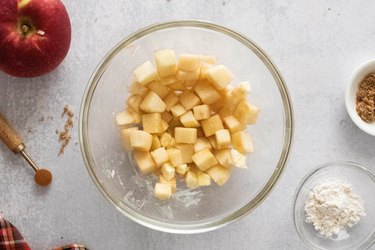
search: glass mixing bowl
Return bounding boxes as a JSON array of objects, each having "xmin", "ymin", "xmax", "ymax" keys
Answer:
[{"xmin": 79, "ymin": 20, "xmax": 293, "ymax": 233}]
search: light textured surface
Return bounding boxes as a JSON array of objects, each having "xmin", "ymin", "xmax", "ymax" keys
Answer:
[{"xmin": 1, "ymin": 0, "xmax": 375, "ymax": 249}]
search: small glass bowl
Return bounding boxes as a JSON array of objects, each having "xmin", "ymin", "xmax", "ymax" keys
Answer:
[{"xmin": 293, "ymin": 161, "xmax": 375, "ymax": 250}]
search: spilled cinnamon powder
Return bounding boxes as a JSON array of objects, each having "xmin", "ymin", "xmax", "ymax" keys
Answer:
[
  {"xmin": 58, "ymin": 105, "xmax": 74, "ymax": 156},
  {"xmin": 356, "ymin": 73, "xmax": 375, "ymax": 123}
]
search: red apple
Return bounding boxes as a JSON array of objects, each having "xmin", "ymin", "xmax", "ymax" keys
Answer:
[{"xmin": 0, "ymin": 0, "xmax": 71, "ymax": 77}]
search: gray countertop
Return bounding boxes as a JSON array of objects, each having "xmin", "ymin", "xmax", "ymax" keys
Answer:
[{"xmin": 1, "ymin": 1, "xmax": 375, "ymax": 249}]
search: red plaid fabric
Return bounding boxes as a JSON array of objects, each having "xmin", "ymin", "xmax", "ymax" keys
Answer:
[
  {"xmin": 0, "ymin": 215, "xmax": 31, "ymax": 250},
  {"xmin": 0, "ymin": 215, "xmax": 88, "ymax": 250}
]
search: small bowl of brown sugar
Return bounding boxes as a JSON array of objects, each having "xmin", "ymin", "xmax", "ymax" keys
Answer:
[{"xmin": 346, "ymin": 59, "xmax": 375, "ymax": 136}]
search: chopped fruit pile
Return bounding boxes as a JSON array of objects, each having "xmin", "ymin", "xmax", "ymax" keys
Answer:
[{"xmin": 115, "ymin": 49, "xmax": 260, "ymax": 200}]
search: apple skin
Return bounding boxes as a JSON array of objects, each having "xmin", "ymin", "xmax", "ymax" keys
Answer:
[{"xmin": 0, "ymin": 0, "xmax": 71, "ymax": 77}]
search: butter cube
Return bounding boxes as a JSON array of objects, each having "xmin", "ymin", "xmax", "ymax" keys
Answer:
[
  {"xmin": 133, "ymin": 61, "xmax": 158, "ymax": 85},
  {"xmin": 134, "ymin": 151, "xmax": 156, "ymax": 175},
  {"xmin": 192, "ymin": 148, "xmax": 218, "ymax": 171},
  {"xmin": 175, "ymin": 127, "xmax": 197, "ymax": 144},
  {"xmin": 154, "ymin": 49, "xmax": 178, "ymax": 77}
]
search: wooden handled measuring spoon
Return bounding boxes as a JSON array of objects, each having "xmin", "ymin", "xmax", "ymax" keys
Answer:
[{"xmin": 0, "ymin": 114, "xmax": 52, "ymax": 186}]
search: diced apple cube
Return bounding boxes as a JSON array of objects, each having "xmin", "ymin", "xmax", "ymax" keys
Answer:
[
  {"xmin": 161, "ymin": 111, "xmax": 173, "ymax": 123},
  {"xmin": 208, "ymin": 136, "xmax": 218, "ymax": 149},
  {"xmin": 140, "ymin": 91, "xmax": 166, "ymax": 113},
  {"xmin": 160, "ymin": 119, "xmax": 169, "ymax": 133},
  {"xmin": 130, "ymin": 130, "xmax": 153, "ymax": 151},
  {"xmin": 199, "ymin": 62, "xmax": 214, "ymax": 79},
  {"xmin": 201, "ymin": 114, "xmax": 224, "ymax": 137},
  {"xmin": 206, "ymin": 165, "xmax": 231, "ymax": 186},
  {"xmin": 180, "ymin": 111, "xmax": 200, "ymax": 128},
  {"xmin": 232, "ymin": 81, "xmax": 251, "ymax": 99},
  {"xmin": 126, "ymin": 94, "xmax": 143, "ymax": 112},
  {"xmin": 193, "ymin": 104, "xmax": 211, "ymax": 121},
  {"xmin": 161, "ymin": 162, "xmax": 175, "ymax": 180},
  {"xmin": 134, "ymin": 151, "xmax": 156, "ymax": 175},
  {"xmin": 166, "ymin": 148, "xmax": 183, "ymax": 167},
  {"xmin": 233, "ymin": 100, "xmax": 260, "ymax": 125},
  {"xmin": 164, "ymin": 92, "xmax": 179, "ymax": 111},
  {"xmin": 159, "ymin": 132, "xmax": 172, "ymax": 147},
  {"xmin": 159, "ymin": 175, "xmax": 177, "ymax": 193},
  {"xmin": 194, "ymin": 81, "xmax": 221, "ymax": 105},
  {"xmin": 129, "ymin": 109, "xmax": 141, "ymax": 123},
  {"xmin": 215, "ymin": 129, "xmax": 231, "ymax": 149},
  {"xmin": 133, "ymin": 61, "xmax": 158, "ymax": 85},
  {"xmin": 176, "ymin": 70, "xmax": 200, "ymax": 81},
  {"xmin": 176, "ymin": 144, "xmax": 194, "ymax": 163},
  {"xmin": 167, "ymin": 137, "xmax": 176, "ymax": 148},
  {"xmin": 232, "ymin": 131, "xmax": 254, "ymax": 154},
  {"xmin": 116, "ymin": 109, "xmax": 135, "ymax": 127},
  {"xmin": 178, "ymin": 54, "xmax": 202, "ymax": 72},
  {"xmin": 205, "ymin": 65, "xmax": 233, "ymax": 90},
  {"xmin": 202, "ymin": 55, "xmax": 217, "ymax": 64},
  {"xmin": 223, "ymin": 115, "xmax": 242, "ymax": 133},
  {"xmin": 142, "ymin": 113, "xmax": 161, "ymax": 134},
  {"xmin": 192, "ymin": 148, "xmax": 218, "ymax": 171},
  {"xmin": 151, "ymin": 147, "xmax": 170, "ymax": 167},
  {"xmin": 170, "ymin": 104, "xmax": 187, "ymax": 117},
  {"xmin": 218, "ymin": 106, "xmax": 232, "ymax": 120},
  {"xmin": 146, "ymin": 81, "xmax": 170, "ymax": 99},
  {"xmin": 154, "ymin": 182, "xmax": 172, "ymax": 200},
  {"xmin": 194, "ymin": 137, "xmax": 212, "ymax": 153},
  {"xmin": 214, "ymin": 149, "xmax": 233, "ymax": 168},
  {"xmin": 151, "ymin": 135, "xmax": 161, "ymax": 151},
  {"xmin": 160, "ymin": 75, "xmax": 177, "ymax": 85},
  {"xmin": 129, "ymin": 81, "xmax": 148, "ymax": 95},
  {"xmin": 119, "ymin": 127, "xmax": 138, "ymax": 150},
  {"xmin": 176, "ymin": 163, "xmax": 189, "ymax": 175},
  {"xmin": 168, "ymin": 81, "xmax": 185, "ymax": 91},
  {"xmin": 185, "ymin": 171, "xmax": 198, "ymax": 189},
  {"xmin": 210, "ymin": 99, "xmax": 225, "ymax": 113},
  {"xmin": 154, "ymin": 49, "xmax": 178, "ymax": 77},
  {"xmin": 179, "ymin": 91, "xmax": 201, "ymax": 110},
  {"xmin": 196, "ymin": 170, "xmax": 211, "ymax": 186},
  {"xmin": 175, "ymin": 127, "xmax": 197, "ymax": 144},
  {"xmin": 231, "ymin": 149, "xmax": 247, "ymax": 168}
]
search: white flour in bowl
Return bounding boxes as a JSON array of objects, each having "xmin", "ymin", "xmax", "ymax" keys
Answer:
[{"xmin": 304, "ymin": 178, "xmax": 366, "ymax": 237}]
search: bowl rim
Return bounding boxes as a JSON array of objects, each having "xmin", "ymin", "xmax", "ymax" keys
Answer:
[
  {"xmin": 292, "ymin": 161, "xmax": 375, "ymax": 250},
  {"xmin": 79, "ymin": 19, "xmax": 294, "ymax": 233},
  {"xmin": 345, "ymin": 59, "xmax": 375, "ymax": 136}
]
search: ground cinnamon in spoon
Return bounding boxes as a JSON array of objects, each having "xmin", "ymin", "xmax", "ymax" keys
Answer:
[
  {"xmin": 58, "ymin": 105, "xmax": 74, "ymax": 156},
  {"xmin": 356, "ymin": 73, "xmax": 375, "ymax": 123}
]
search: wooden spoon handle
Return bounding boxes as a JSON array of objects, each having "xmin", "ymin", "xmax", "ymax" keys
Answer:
[{"xmin": 0, "ymin": 114, "xmax": 24, "ymax": 153}]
